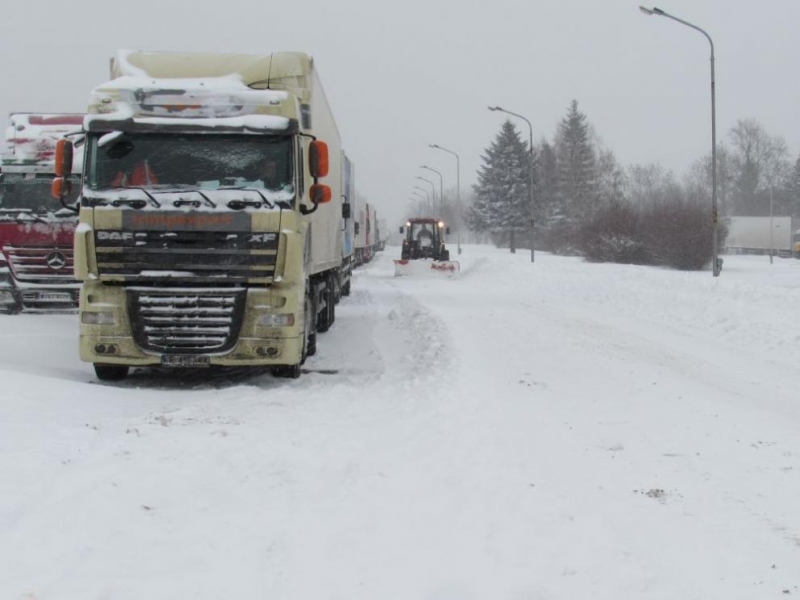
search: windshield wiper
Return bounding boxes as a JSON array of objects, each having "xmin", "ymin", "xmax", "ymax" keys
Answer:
[
  {"xmin": 111, "ymin": 199, "xmax": 147, "ymax": 210},
  {"xmin": 172, "ymin": 199, "xmax": 201, "ymax": 208},
  {"xmin": 120, "ymin": 186, "xmax": 161, "ymax": 208},
  {"xmin": 226, "ymin": 199, "xmax": 265, "ymax": 210},
  {"xmin": 216, "ymin": 186, "xmax": 274, "ymax": 209},
  {"xmin": 146, "ymin": 188, "xmax": 217, "ymax": 209}
]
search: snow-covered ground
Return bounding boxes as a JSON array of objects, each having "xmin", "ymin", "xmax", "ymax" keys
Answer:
[{"xmin": 1, "ymin": 247, "xmax": 799, "ymax": 599}]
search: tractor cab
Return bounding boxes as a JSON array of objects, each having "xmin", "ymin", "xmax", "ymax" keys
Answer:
[{"xmin": 400, "ymin": 218, "xmax": 450, "ymax": 261}]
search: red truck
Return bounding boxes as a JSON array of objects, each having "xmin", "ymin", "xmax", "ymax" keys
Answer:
[{"xmin": 0, "ymin": 114, "xmax": 82, "ymax": 314}]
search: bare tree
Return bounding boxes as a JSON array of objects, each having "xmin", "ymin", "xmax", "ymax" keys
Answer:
[
  {"xmin": 728, "ymin": 118, "xmax": 791, "ymax": 214},
  {"xmin": 627, "ymin": 163, "xmax": 677, "ymax": 209}
]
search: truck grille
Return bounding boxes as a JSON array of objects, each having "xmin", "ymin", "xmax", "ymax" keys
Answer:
[
  {"xmin": 3, "ymin": 245, "xmax": 77, "ymax": 283},
  {"xmin": 128, "ymin": 288, "xmax": 247, "ymax": 354},
  {"xmin": 95, "ymin": 231, "xmax": 279, "ymax": 282}
]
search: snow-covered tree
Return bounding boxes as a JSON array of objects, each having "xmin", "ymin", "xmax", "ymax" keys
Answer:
[
  {"xmin": 534, "ymin": 139, "xmax": 559, "ymax": 234},
  {"xmin": 555, "ymin": 100, "xmax": 596, "ymax": 223},
  {"xmin": 470, "ymin": 120, "xmax": 532, "ymax": 252}
]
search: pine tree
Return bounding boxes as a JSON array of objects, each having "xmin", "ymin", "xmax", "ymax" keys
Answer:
[
  {"xmin": 534, "ymin": 139, "xmax": 558, "ymax": 224},
  {"xmin": 470, "ymin": 120, "xmax": 532, "ymax": 252},
  {"xmin": 555, "ymin": 100, "xmax": 596, "ymax": 225}
]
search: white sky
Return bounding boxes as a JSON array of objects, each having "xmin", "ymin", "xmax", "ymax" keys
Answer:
[{"xmin": 1, "ymin": 0, "xmax": 797, "ymax": 225}]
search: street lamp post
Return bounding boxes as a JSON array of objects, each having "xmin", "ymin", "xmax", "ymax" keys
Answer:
[
  {"xmin": 420, "ymin": 165, "xmax": 444, "ymax": 218},
  {"xmin": 413, "ymin": 186, "xmax": 432, "ymax": 214},
  {"xmin": 415, "ymin": 176, "xmax": 436, "ymax": 215},
  {"xmin": 639, "ymin": 5, "xmax": 721, "ymax": 277},
  {"xmin": 488, "ymin": 105, "xmax": 535, "ymax": 262},
  {"xmin": 430, "ymin": 144, "xmax": 462, "ymax": 254}
]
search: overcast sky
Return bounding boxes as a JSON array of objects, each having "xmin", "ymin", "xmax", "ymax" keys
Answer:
[{"xmin": 1, "ymin": 0, "xmax": 797, "ymax": 225}]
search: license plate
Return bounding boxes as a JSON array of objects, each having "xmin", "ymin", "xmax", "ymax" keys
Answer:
[
  {"xmin": 161, "ymin": 354, "xmax": 211, "ymax": 368},
  {"xmin": 38, "ymin": 292, "xmax": 72, "ymax": 302}
]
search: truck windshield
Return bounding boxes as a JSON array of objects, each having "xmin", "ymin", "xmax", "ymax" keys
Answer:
[
  {"xmin": 0, "ymin": 173, "xmax": 80, "ymax": 215},
  {"xmin": 85, "ymin": 132, "xmax": 294, "ymax": 194}
]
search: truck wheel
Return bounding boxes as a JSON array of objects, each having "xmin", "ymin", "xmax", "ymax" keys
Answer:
[
  {"xmin": 306, "ymin": 332, "xmax": 317, "ymax": 357},
  {"xmin": 272, "ymin": 363, "xmax": 301, "ymax": 379},
  {"xmin": 273, "ymin": 295, "xmax": 311, "ymax": 379},
  {"xmin": 94, "ymin": 364, "xmax": 129, "ymax": 381},
  {"xmin": 316, "ymin": 280, "xmax": 335, "ymax": 333},
  {"xmin": 341, "ymin": 280, "xmax": 351, "ymax": 297},
  {"xmin": 304, "ymin": 292, "xmax": 316, "ymax": 357}
]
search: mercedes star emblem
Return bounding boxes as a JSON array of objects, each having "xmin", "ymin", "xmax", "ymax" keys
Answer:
[{"xmin": 46, "ymin": 251, "xmax": 67, "ymax": 270}]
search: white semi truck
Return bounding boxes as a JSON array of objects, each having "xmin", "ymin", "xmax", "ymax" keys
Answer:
[{"xmin": 54, "ymin": 50, "xmax": 350, "ymax": 380}]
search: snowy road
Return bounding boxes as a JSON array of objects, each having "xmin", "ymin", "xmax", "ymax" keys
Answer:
[{"xmin": 1, "ymin": 247, "xmax": 799, "ymax": 599}]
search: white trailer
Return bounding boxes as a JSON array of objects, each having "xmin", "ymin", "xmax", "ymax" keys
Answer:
[{"xmin": 724, "ymin": 216, "xmax": 795, "ymax": 256}]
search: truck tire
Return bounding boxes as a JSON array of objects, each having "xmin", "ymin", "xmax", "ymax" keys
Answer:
[
  {"xmin": 306, "ymin": 332, "xmax": 317, "ymax": 357},
  {"xmin": 304, "ymin": 292, "xmax": 316, "ymax": 357},
  {"xmin": 94, "ymin": 364, "xmax": 129, "ymax": 381},
  {"xmin": 316, "ymin": 277, "xmax": 335, "ymax": 333},
  {"xmin": 273, "ymin": 287, "xmax": 313, "ymax": 378},
  {"xmin": 272, "ymin": 363, "xmax": 301, "ymax": 378},
  {"xmin": 341, "ymin": 280, "xmax": 351, "ymax": 297}
]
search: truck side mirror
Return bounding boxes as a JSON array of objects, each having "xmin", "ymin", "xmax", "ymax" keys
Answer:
[
  {"xmin": 55, "ymin": 139, "xmax": 74, "ymax": 177},
  {"xmin": 446, "ymin": 227, "xmax": 451, "ymax": 235},
  {"xmin": 342, "ymin": 203, "xmax": 351, "ymax": 219},
  {"xmin": 51, "ymin": 177, "xmax": 73, "ymax": 200},
  {"xmin": 309, "ymin": 141, "xmax": 329, "ymax": 178},
  {"xmin": 399, "ymin": 227, "xmax": 404, "ymax": 234},
  {"xmin": 354, "ymin": 223, "xmax": 360, "ymax": 235},
  {"xmin": 310, "ymin": 184, "xmax": 331, "ymax": 204}
]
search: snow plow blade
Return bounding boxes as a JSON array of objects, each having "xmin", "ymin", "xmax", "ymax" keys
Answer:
[{"xmin": 394, "ymin": 259, "xmax": 461, "ymax": 277}]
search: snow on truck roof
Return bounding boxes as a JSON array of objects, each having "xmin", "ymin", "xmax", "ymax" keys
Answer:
[
  {"xmin": 2, "ymin": 113, "xmax": 84, "ymax": 172},
  {"xmin": 84, "ymin": 50, "xmax": 314, "ymax": 133}
]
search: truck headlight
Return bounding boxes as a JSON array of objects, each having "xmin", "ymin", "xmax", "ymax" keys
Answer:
[
  {"xmin": 81, "ymin": 311, "xmax": 116, "ymax": 325},
  {"xmin": 256, "ymin": 313, "xmax": 295, "ymax": 327},
  {"xmin": 0, "ymin": 290, "xmax": 15, "ymax": 304}
]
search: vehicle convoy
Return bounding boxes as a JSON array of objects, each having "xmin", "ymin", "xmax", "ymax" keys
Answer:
[
  {"xmin": 724, "ymin": 216, "xmax": 797, "ymax": 257},
  {"xmin": 354, "ymin": 201, "xmax": 373, "ymax": 266},
  {"xmin": 376, "ymin": 217, "xmax": 387, "ymax": 251},
  {"xmin": 55, "ymin": 50, "xmax": 350, "ymax": 380},
  {"xmin": 0, "ymin": 113, "xmax": 83, "ymax": 314},
  {"xmin": 339, "ymin": 151, "xmax": 355, "ymax": 296},
  {"xmin": 394, "ymin": 217, "xmax": 460, "ymax": 276}
]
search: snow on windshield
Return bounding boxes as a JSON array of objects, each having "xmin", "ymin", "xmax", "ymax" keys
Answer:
[{"xmin": 86, "ymin": 132, "xmax": 293, "ymax": 195}]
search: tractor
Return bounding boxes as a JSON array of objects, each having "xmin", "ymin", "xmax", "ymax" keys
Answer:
[{"xmin": 394, "ymin": 218, "xmax": 459, "ymax": 276}]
